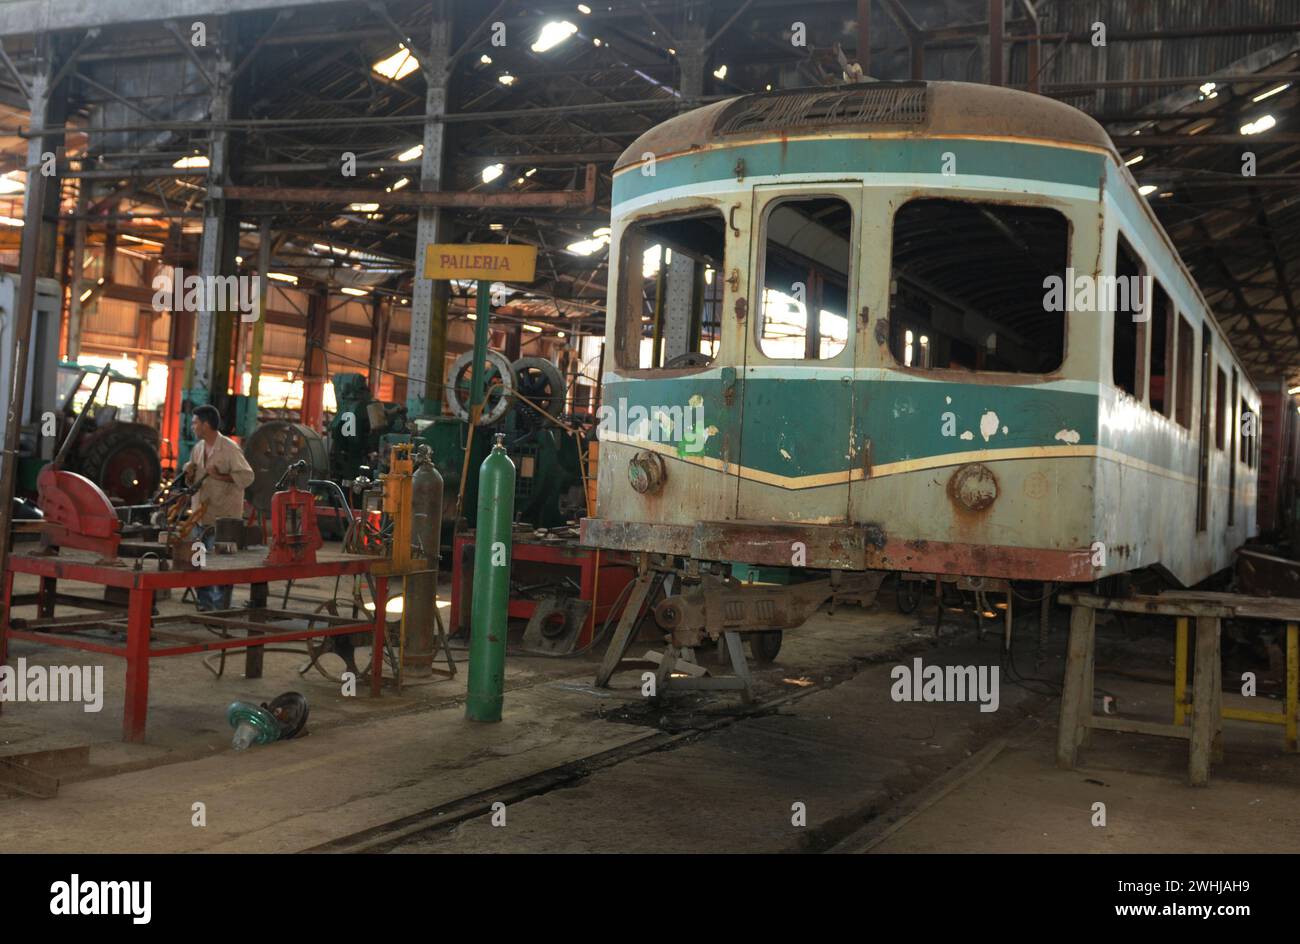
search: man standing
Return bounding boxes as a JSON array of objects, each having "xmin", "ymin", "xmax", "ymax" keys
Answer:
[{"xmin": 184, "ymin": 405, "xmax": 255, "ymax": 611}]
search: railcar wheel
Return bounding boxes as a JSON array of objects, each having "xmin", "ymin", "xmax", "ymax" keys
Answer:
[
  {"xmin": 749, "ymin": 630, "xmax": 783, "ymax": 664},
  {"xmin": 896, "ymin": 578, "xmax": 921, "ymax": 614}
]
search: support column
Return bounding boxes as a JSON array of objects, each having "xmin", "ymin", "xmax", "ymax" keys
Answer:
[
  {"xmin": 241, "ymin": 219, "xmax": 269, "ymax": 438},
  {"xmin": 190, "ymin": 23, "xmax": 243, "ymax": 450},
  {"xmin": 676, "ymin": 19, "xmax": 707, "ymax": 100},
  {"xmin": 65, "ymin": 179, "xmax": 89, "ymax": 359},
  {"xmin": 407, "ymin": 1, "xmax": 454, "ymax": 418},
  {"xmin": 302, "ymin": 287, "xmax": 329, "ymax": 430},
  {"xmin": 368, "ymin": 294, "xmax": 391, "ymax": 396},
  {"xmin": 988, "ymin": 0, "xmax": 1004, "ymax": 85}
]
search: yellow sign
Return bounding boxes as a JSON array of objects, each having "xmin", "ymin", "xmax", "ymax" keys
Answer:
[{"xmin": 424, "ymin": 243, "xmax": 537, "ymax": 282}]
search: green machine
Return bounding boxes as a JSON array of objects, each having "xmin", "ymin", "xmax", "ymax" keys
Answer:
[{"xmin": 328, "ymin": 372, "xmax": 408, "ymax": 481}]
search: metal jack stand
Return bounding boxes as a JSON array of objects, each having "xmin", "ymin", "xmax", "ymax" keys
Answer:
[{"xmin": 652, "ymin": 631, "xmax": 754, "ymax": 703}]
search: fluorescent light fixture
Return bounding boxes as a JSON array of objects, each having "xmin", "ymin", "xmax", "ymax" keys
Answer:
[
  {"xmin": 268, "ymin": 272, "xmax": 298, "ymax": 284},
  {"xmin": 387, "ymin": 177, "xmax": 410, "ymax": 192},
  {"xmin": 713, "ymin": 64, "xmax": 728, "ymax": 79},
  {"xmin": 1253, "ymin": 83, "xmax": 1290, "ymax": 102},
  {"xmin": 577, "ymin": 3, "xmax": 591, "ymax": 12},
  {"xmin": 525, "ymin": 167, "xmax": 537, "ymax": 177},
  {"xmin": 532, "ymin": 20, "xmax": 578, "ymax": 53},
  {"xmin": 313, "ymin": 242, "xmax": 333, "ymax": 252},
  {"xmin": 490, "ymin": 223, "xmax": 504, "ymax": 230},
  {"xmin": 522, "ymin": 324, "xmax": 543, "ymax": 333},
  {"xmin": 373, "ymin": 45, "xmax": 419, "ymax": 81},
  {"xmin": 0, "ymin": 172, "xmax": 24, "ymax": 194},
  {"xmin": 481, "ymin": 163, "xmax": 505, "ymax": 183},
  {"xmin": 1241, "ymin": 114, "xmax": 1277, "ymax": 135},
  {"xmin": 396, "ymin": 144, "xmax": 423, "ymax": 162},
  {"xmin": 1138, "ymin": 184, "xmax": 1157, "ymax": 196},
  {"xmin": 346, "ymin": 202, "xmax": 379, "ymax": 211},
  {"xmin": 1199, "ymin": 81, "xmax": 1217, "ymax": 99},
  {"xmin": 498, "ymin": 73, "xmax": 515, "ymax": 86},
  {"xmin": 1288, "ymin": 385, "xmax": 1300, "ymax": 395},
  {"xmin": 340, "ymin": 286, "xmax": 369, "ymax": 296},
  {"xmin": 173, "ymin": 154, "xmax": 209, "ymax": 169},
  {"xmin": 1124, "ymin": 153, "xmax": 1144, "ymax": 166}
]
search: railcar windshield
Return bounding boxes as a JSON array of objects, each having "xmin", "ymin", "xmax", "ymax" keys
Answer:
[
  {"xmin": 887, "ymin": 198, "xmax": 1069, "ymax": 374},
  {"xmin": 757, "ymin": 196, "xmax": 851, "ymax": 359},
  {"xmin": 614, "ymin": 210, "xmax": 726, "ymax": 369}
]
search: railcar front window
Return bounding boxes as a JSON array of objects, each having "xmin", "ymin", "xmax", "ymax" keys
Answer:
[
  {"xmin": 757, "ymin": 197, "xmax": 851, "ymax": 359},
  {"xmin": 615, "ymin": 211, "xmax": 726, "ymax": 369},
  {"xmin": 888, "ymin": 199, "xmax": 1067, "ymax": 373}
]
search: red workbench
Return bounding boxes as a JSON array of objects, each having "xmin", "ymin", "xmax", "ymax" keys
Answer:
[
  {"xmin": 1, "ymin": 546, "xmax": 388, "ymax": 742},
  {"xmin": 451, "ymin": 532, "xmax": 635, "ymax": 648}
]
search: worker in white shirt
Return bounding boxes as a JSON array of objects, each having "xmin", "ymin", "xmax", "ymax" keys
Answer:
[{"xmin": 183, "ymin": 404, "xmax": 255, "ymax": 611}]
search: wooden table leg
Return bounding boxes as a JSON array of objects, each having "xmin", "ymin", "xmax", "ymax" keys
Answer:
[
  {"xmin": 1174, "ymin": 616, "xmax": 1189, "ymax": 726},
  {"xmin": 123, "ymin": 587, "xmax": 155, "ymax": 743},
  {"xmin": 371, "ymin": 576, "xmax": 387, "ymax": 697},
  {"xmin": 1057, "ymin": 603, "xmax": 1095, "ymax": 769},
  {"xmin": 1189, "ymin": 615, "xmax": 1219, "ymax": 786}
]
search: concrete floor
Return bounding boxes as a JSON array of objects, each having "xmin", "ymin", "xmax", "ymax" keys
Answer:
[{"xmin": 2, "ymin": 572, "xmax": 1298, "ymax": 853}]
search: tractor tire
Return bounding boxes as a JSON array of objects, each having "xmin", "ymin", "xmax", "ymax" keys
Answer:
[
  {"xmin": 749, "ymin": 630, "xmax": 783, "ymax": 665},
  {"xmin": 82, "ymin": 430, "xmax": 162, "ymax": 504}
]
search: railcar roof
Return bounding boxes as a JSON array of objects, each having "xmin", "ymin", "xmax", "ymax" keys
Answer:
[{"xmin": 616, "ymin": 81, "xmax": 1118, "ymax": 171}]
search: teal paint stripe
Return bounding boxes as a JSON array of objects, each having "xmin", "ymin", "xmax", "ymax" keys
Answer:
[
  {"xmin": 602, "ymin": 376, "xmax": 1101, "ymax": 476},
  {"xmin": 612, "ymin": 137, "xmax": 1105, "ymax": 206}
]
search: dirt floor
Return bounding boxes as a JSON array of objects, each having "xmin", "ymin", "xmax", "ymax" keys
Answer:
[{"xmin": 2, "ymin": 570, "xmax": 1298, "ymax": 853}]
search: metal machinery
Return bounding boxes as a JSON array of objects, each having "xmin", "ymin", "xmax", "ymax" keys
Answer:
[
  {"xmin": 264, "ymin": 460, "xmax": 323, "ymax": 566},
  {"xmin": 242, "ymin": 357, "xmax": 587, "ymax": 543},
  {"xmin": 44, "ymin": 361, "xmax": 163, "ymax": 505}
]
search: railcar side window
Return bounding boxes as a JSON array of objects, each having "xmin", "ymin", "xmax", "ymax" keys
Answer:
[
  {"xmin": 756, "ymin": 197, "xmax": 851, "ymax": 359},
  {"xmin": 1215, "ymin": 368, "xmax": 1227, "ymax": 450},
  {"xmin": 1241, "ymin": 398, "xmax": 1255, "ymax": 468},
  {"xmin": 615, "ymin": 211, "xmax": 726, "ymax": 369},
  {"xmin": 1174, "ymin": 314, "xmax": 1195, "ymax": 429},
  {"xmin": 1149, "ymin": 283, "xmax": 1172, "ymax": 416},
  {"xmin": 887, "ymin": 199, "xmax": 1067, "ymax": 373},
  {"xmin": 1111, "ymin": 235, "xmax": 1145, "ymax": 397}
]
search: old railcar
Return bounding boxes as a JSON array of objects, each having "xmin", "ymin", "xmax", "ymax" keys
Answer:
[{"xmin": 581, "ymin": 81, "xmax": 1260, "ymax": 589}]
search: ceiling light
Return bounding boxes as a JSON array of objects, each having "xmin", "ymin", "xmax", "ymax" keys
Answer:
[
  {"xmin": 0, "ymin": 172, "xmax": 24, "ymax": 194},
  {"xmin": 346, "ymin": 202, "xmax": 379, "ymax": 211},
  {"xmin": 490, "ymin": 223, "xmax": 504, "ymax": 231},
  {"xmin": 340, "ymin": 286, "xmax": 369, "ymax": 296},
  {"xmin": 372, "ymin": 45, "xmax": 419, "ymax": 81},
  {"xmin": 522, "ymin": 324, "xmax": 543, "ymax": 333},
  {"xmin": 1138, "ymin": 184, "xmax": 1157, "ymax": 196},
  {"xmin": 387, "ymin": 177, "xmax": 410, "ymax": 192},
  {"xmin": 268, "ymin": 272, "xmax": 298, "ymax": 284},
  {"xmin": 577, "ymin": 3, "xmax": 591, "ymax": 12},
  {"xmin": 498, "ymin": 73, "xmax": 515, "ymax": 86},
  {"xmin": 396, "ymin": 144, "xmax": 423, "ymax": 162},
  {"xmin": 713, "ymin": 64, "xmax": 727, "ymax": 79},
  {"xmin": 173, "ymin": 154, "xmax": 209, "ymax": 169},
  {"xmin": 1198, "ymin": 81, "xmax": 1217, "ymax": 99},
  {"xmin": 1241, "ymin": 114, "xmax": 1277, "ymax": 135},
  {"xmin": 525, "ymin": 167, "xmax": 537, "ymax": 177},
  {"xmin": 532, "ymin": 20, "xmax": 578, "ymax": 53},
  {"xmin": 1124, "ymin": 153, "xmax": 1144, "ymax": 166},
  {"xmin": 480, "ymin": 54, "xmax": 493, "ymax": 64},
  {"xmin": 593, "ymin": 37, "xmax": 601, "ymax": 46},
  {"xmin": 1253, "ymin": 83, "xmax": 1290, "ymax": 102},
  {"xmin": 481, "ymin": 163, "xmax": 505, "ymax": 183}
]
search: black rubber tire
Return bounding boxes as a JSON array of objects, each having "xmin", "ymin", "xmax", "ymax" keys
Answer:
[
  {"xmin": 81, "ymin": 430, "xmax": 162, "ymax": 505},
  {"xmin": 749, "ymin": 630, "xmax": 783, "ymax": 665},
  {"xmin": 896, "ymin": 578, "xmax": 921, "ymax": 614}
]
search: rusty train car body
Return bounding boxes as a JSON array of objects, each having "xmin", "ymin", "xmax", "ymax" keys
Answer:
[{"xmin": 581, "ymin": 81, "xmax": 1260, "ymax": 588}]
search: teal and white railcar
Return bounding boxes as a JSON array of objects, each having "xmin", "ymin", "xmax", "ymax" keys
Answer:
[{"xmin": 581, "ymin": 81, "xmax": 1259, "ymax": 587}]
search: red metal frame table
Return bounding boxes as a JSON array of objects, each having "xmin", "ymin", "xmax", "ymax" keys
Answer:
[{"xmin": 0, "ymin": 547, "xmax": 388, "ymax": 743}]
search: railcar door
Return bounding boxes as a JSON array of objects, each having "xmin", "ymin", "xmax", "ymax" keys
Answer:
[{"xmin": 736, "ymin": 183, "xmax": 863, "ymax": 532}]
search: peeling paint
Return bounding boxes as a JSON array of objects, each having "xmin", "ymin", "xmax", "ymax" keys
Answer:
[
  {"xmin": 960, "ymin": 430, "xmax": 974, "ymax": 441},
  {"xmin": 780, "ymin": 448, "xmax": 793, "ymax": 461},
  {"xmin": 1055, "ymin": 428, "xmax": 1081, "ymax": 444},
  {"xmin": 979, "ymin": 411, "xmax": 1000, "ymax": 442}
]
